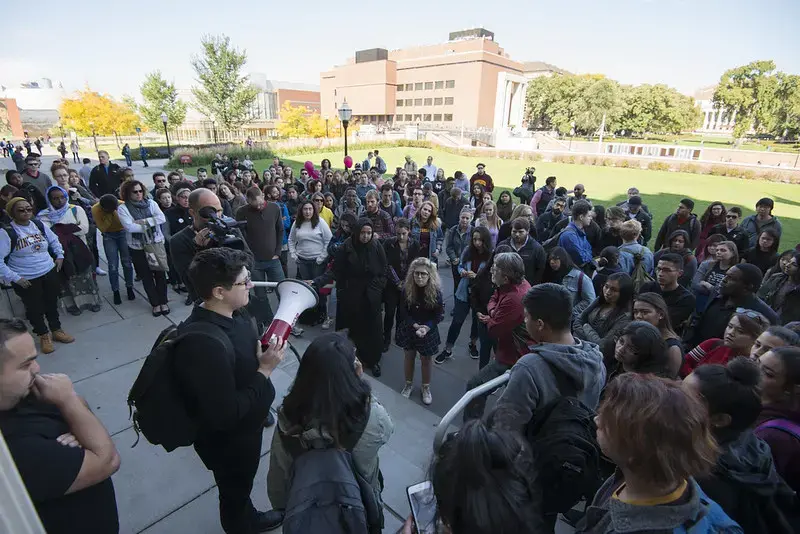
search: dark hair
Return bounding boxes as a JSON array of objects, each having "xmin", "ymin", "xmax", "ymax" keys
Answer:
[
  {"xmin": 120, "ymin": 179, "xmax": 147, "ymax": 201},
  {"xmin": 469, "ymin": 225, "xmax": 494, "ymax": 259},
  {"xmin": 634, "ymin": 292, "xmax": 679, "ymax": 338},
  {"xmin": 167, "ymin": 171, "xmax": 181, "ymax": 181},
  {"xmin": 728, "ymin": 206, "xmax": 742, "ymax": 217},
  {"xmin": 692, "ymin": 356, "xmax": 762, "ymax": 437},
  {"xmin": 592, "ymin": 205, "xmax": 606, "ymax": 228},
  {"xmin": 757, "ymin": 227, "xmax": 781, "ymax": 254},
  {"xmin": 339, "ymin": 212, "xmax": 358, "ymax": 230},
  {"xmin": 600, "ymin": 272, "xmax": 634, "ymax": 311},
  {"xmin": 659, "ymin": 252, "xmax": 684, "ymax": 270},
  {"xmin": 82, "ymin": 158, "xmax": 91, "ymax": 164},
  {"xmin": 511, "ymin": 217, "xmax": 530, "ymax": 232},
  {"xmin": 700, "ymin": 201, "xmax": 726, "ymax": 227},
  {"xmin": 523, "ymin": 283, "xmax": 573, "ymax": 331},
  {"xmin": 380, "ymin": 183, "xmax": 393, "ymax": 193},
  {"xmin": 188, "ymin": 247, "xmax": 253, "ymax": 301},
  {"xmin": 771, "ymin": 346, "xmax": 800, "ymax": 390},
  {"xmin": 152, "ymin": 171, "xmax": 166, "ymax": 180},
  {"xmin": 597, "ymin": 246, "xmax": 619, "ymax": 268},
  {"xmin": 395, "ymin": 217, "xmax": 411, "ymax": 231},
  {"xmin": 544, "ymin": 246, "xmax": 575, "ymax": 282},
  {"xmin": 296, "ymin": 199, "xmax": 320, "ymax": 228},
  {"xmin": 155, "ymin": 188, "xmax": 172, "ymax": 204},
  {"xmin": 618, "ymin": 321, "xmax": 670, "ymax": 375},
  {"xmin": 99, "ymin": 194, "xmax": 119, "ymax": 212},
  {"xmin": 431, "ymin": 409, "xmax": 543, "ymax": 534},
  {"xmin": 0, "ymin": 318, "xmax": 29, "ymax": 362},
  {"xmin": 571, "ymin": 199, "xmax": 592, "ymax": 219},
  {"xmin": 735, "ymin": 263, "xmax": 764, "ymax": 293},
  {"xmin": 599, "ymin": 373, "xmax": 717, "ymax": 487},
  {"xmin": 197, "ymin": 167, "xmax": 207, "ymax": 174},
  {"xmin": 245, "ymin": 186, "xmax": 262, "ymax": 201},
  {"xmin": 282, "ymin": 333, "xmax": 371, "ymax": 447},
  {"xmin": 202, "ymin": 178, "xmax": 218, "ymax": 188},
  {"xmin": 756, "ymin": 197, "xmax": 774, "ymax": 209},
  {"xmin": 764, "ymin": 325, "xmax": 800, "ymax": 346},
  {"xmin": 554, "ymin": 186, "xmax": 568, "ymax": 197},
  {"xmin": 680, "ymin": 198, "xmax": 695, "ymax": 211},
  {"xmin": 5, "ymin": 170, "xmax": 20, "ymax": 183},
  {"xmin": 545, "ymin": 175, "xmax": 556, "ymax": 186},
  {"xmin": 262, "ymin": 184, "xmax": 277, "ymax": 198}
]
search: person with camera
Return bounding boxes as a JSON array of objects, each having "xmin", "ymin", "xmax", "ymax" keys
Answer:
[
  {"xmin": 174, "ymin": 247, "xmax": 285, "ymax": 534},
  {"xmin": 170, "ymin": 188, "xmax": 252, "ymax": 306},
  {"xmin": 512, "ymin": 168, "xmax": 536, "ymax": 206}
]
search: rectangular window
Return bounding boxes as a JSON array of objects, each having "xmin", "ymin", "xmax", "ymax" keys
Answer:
[
  {"xmin": 444, "ymin": 97, "xmax": 454, "ymax": 105},
  {"xmin": 405, "ymin": 99, "xmax": 413, "ymax": 106},
  {"xmin": 415, "ymin": 82, "xmax": 423, "ymax": 91},
  {"xmin": 414, "ymin": 98, "xmax": 423, "ymax": 106},
  {"xmin": 435, "ymin": 81, "xmax": 444, "ymax": 90},
  {"xmin": 397, "ymin": 85, "xmax": 403, "ymax": 92},
  {"xmin": 433, "ymin": 113, "xmax": 442, "ymax": 121},
  {"xmin": 444, "ymin": 114, "xmax": 453, "ymax": 121},
  {"xmin": 434, "ymin": 97, "xmax": 443, "ymax": 106},
  {"xmin": 396, "ymin": 100, "xmax": 404, "ymax": 107},
  {"xmin": 445, "ymin": 80, "xmax": 455, "ymax": 89},
  {"xmin": 424, "ymin": 98, "xmax": 433, "ymax": 106},
  {"xmin": 414, "ymin": 114, "xmax": 422, "ymax": 121},
  {"xmin": 405, "ymin": 84, "xmax": 413, "ymax": 91},
  {"xmin": 405, "ymin": 114, "xmax": 412, "ymax": 121},
  {"xmin": 424, "ymin": 82, "xmax": 434, "ymax": 90},
  {"xmin": 424, "ymin": 114, "xmax": 432, "ymax": 121}
]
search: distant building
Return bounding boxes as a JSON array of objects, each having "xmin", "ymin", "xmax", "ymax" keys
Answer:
[
  {"xmin": 694, "ymin": 85, "xmax": 736, "ymax": 133},
  {"xmin": 0, "ymin": 79, "xmax": 66, "ymax": 136},
  {"xmin": 320, "ymin": 29, "xmax": 564, "ymax": 131},
  {"xmin": 522, "ymin": 61, "xmax": 569, "ymax": 80},
  {"xmin": 173, "ymin": 76, "xmax": 320, "ymax": 142}
]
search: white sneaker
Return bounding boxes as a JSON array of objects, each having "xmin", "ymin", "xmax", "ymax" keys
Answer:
[
  {"xmin": 400, "ymin": 383, "xmax": 413, "ymax": 399},
  {"xmin": 321, "ymin": 317, "xmax": 333, "ymax": 330},
  {"xmin": 291, "ymin": 326, "xmax": 304, "ymax": 337},
  {"xmin": 421, "ymin": 385, "xmax": 432, "ymax": 405},
  {"xmin": 95, "ymin": 267, "xmax": 107, "ymax": 276}
]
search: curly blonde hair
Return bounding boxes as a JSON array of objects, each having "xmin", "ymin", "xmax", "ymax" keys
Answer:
[{"xmin": 404, "ymin": 257, "xmax": 441, "ymax": 308}]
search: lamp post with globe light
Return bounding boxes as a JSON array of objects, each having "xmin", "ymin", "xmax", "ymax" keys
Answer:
[{"xmin": 338, "ymin": 99, "xmax": 352, "ymax": 157}]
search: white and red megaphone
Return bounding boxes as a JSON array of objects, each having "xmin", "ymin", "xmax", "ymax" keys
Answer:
[{"xmin": 252, "ymin": 279, "xmax": 318, "ymax": 346}]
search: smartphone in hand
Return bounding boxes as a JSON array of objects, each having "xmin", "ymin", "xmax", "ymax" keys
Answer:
[{"xmin": 407, "ymin": 481, "xmax": 438, "ymax": 534}]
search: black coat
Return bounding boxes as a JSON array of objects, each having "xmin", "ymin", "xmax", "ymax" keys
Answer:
[
  {"xmin": 495, "ymin": 237, "xmax": 546, "ymax": 286},
  {"xmin": 89, "ymin": 163, "xmax": 122, "ymax": 198},
  {"xmin": 708, "ymin": 223, "xmax": 750, "ymax": 256},
  {"xmin": 382, "ymin": 237, "xmax": 423, "ymax": 286}
]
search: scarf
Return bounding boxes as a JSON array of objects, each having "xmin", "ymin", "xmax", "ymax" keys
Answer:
[
  {"xmin": 125, "ymin": 199, "xmax": 153, "ymax": 241},
  {"xmin": 39, "ymin": 185, "xmax": 71, "ymax": 224}
]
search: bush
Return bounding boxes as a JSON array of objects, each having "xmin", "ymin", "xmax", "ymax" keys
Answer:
[
  {"xmin": 600, "ymin": 157, "xmax": 614, "ymax": 167},
  {"xmin": 647, "ymin": 161, "xmax": 671, "ymax": 171},
  {"xmin": 678, "ymin": 163, "xmax": 700, "ymax": 174},
  {"xmin": 167, "ymin": 144, "xmax": 275, "ymax": 168}
]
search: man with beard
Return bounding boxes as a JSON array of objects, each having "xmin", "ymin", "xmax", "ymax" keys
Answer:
[
  {"xmin": 363, "ymin": 190, "xmax": 394, "ymax": 239},
  {"xmin": 495, "ymin": 218, "xmax": 546, "ymax": 286},
  {"xmin": 535, "ymin": 196, "xmax": 567, "ymax": 241}
]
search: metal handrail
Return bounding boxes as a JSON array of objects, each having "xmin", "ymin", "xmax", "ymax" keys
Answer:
[{"xmin": 433, "ymin": 371, "xmax": 511, "ymax": 453}]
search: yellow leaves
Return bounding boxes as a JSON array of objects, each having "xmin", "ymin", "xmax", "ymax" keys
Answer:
[{"xmin": 59, "ymin": 89, "xmax": 140, "ymax": 136}]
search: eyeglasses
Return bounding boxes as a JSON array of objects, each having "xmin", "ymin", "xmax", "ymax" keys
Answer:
[
  {"xmin": 413, "ymin": 271, "xmax": 430, "ymax": 278},
  {"xmin": 233, "ymin": 271, "xmax": 252, "ymax": 287},
  {"xmin": 131, "ymin": 189, "xmax": 144, "ymax": 194}
]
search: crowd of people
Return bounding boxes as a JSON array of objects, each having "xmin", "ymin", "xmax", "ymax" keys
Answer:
[{"xmin": 1, "ymin": 147, "xmax": 799, "ymax": 534}]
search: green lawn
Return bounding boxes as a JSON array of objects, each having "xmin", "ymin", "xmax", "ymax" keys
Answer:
[
  {"xmin": 587, "ymin": 135, "xmax": 799, "ymax": 153},
  {"xmin": 185, "ymin": 146, "xmax": 800, "ymax": 249}
]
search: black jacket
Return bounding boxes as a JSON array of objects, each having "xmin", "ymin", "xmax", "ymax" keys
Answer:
[
  {"xmin": 495, "ymin": 237, "xmax": 546, "ymax": 286},
  {"xmin": 165, "ymin": 206, "xmax": 193, "ymax": 237},
  {"xmin": 626, "ymin": 209, "xmax": 652, "ymax": 246},
  {"xmin": 382, "ymin": 237, "xmax": 423, "ymax": 286},
  {"xmin": 535, "ymin": 210, "xmax": 567, "ymax": 242},
  {"xmin": 708, "ymin": 223, "xmax": 750, "ymax": 256},
  {"xmin": 89, "ymin": 163, "xmax": 122, "ymax": 198},
  {"xmin": 655, "ymin": 213, "xmax": 700, "ymax": 251},
  {"xmin": 758, "ymin": 273, "xmax": 800, "ymax": 325}
]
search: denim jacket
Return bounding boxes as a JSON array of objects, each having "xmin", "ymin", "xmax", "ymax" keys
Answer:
[
  {"xmin": 455, "ymin": 248, "xmax": 488, "ymax": 303},
  {"xmin": 410, "ymin": 219, "xmax": 444, "ymax": 260},
  {"xmin": 563, "ymin": 267, "xmax": 596, "ymax": 318}
]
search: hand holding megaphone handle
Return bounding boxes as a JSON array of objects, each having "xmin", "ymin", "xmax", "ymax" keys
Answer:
[{"xmin": 259, "ymin": 279, "xmax": 319, "ymax": 348}]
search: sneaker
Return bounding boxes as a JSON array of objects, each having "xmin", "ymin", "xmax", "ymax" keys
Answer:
[
  {"xmin": 434, "ymin": 349, "xmax": 452, "ymax": 365},
  {"xmin": 89, "ymin": 304, "xmax": 102, "ymax": 312},
  {"xmin": 95, "ymin": 267, "xmax": 107, "ymax": 276},
  {"xmin": 469, "ymin": 343, "xmax": 479, "ymax": 359},
  {"xmin": 400, "ymin": 383, "xmax": 413, "ymax": 399},
  {"xmin": 67, "ymin": 305, "xmax": 81, "ymax": 316},
  {"xmin": 321, "ymin": 317, "xmax": 333, "ymax": 330},
  {"xmin": 421, "ymin": 385, "xmax": 433, "ymax": 405}
]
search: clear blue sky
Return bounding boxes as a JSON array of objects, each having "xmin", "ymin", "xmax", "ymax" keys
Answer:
[{"xmin": 2, "ymin": 0, "xmax": 798, "ymax": 98}]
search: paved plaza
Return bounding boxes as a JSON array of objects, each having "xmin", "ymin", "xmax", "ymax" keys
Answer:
[{"xmin": 0, "ymin": 153, "xmax": 573, "ymax": 533}]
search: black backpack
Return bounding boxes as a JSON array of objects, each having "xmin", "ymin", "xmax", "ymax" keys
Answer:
[
  {"xmin": 525, "ymin": 364, "xmax": 605, "ymax": 514},
  {"xmin": 127, "ymin": 321, "xmax": 230, "ymax": 452},
  {"xmin": 280, "ymin": 404, "xmax": 384, "ymax": 534},
  {"xmin": 542, "ymin": 225, "xmax": 574, "ymax": 252}
]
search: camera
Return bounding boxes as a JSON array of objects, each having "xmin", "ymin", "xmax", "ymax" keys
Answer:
[
  {"xmin": 198, "ymin": 206, "xmax": 247, "ymax": 250},
  {"xmin": 522, "ymin": 167, "xmax": 537, "ymax": 185}
]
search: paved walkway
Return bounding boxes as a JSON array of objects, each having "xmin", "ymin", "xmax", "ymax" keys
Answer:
[{"xmin": 1, "ymin": 153, "xmax": 573, "ymax": 533}]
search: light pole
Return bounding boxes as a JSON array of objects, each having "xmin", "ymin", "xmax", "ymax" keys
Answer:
[
  {"xmin": 569, "ymin": 121, "xmax": 576, "ymax": 152},
  {"xmin": 212, "ymin": 120, "xmax": 218, "ymax": 144},
  {"xmin": 57, "ymin": 121, "xmax": 64, "ymax": 142},
  {"xmin": 324, "ymin": 116, "xmax": 329, "ymax": 138},
  {"xmin": 136, "ymin": 126, "xmax": 142, "ymax": 145},
  {"xmin": 161, "ymin": 112, "xmax": 171, "ymax": 157},
  {"xmin": 338, "ymin": 98, "xmax": 352, "ymax": 157}
]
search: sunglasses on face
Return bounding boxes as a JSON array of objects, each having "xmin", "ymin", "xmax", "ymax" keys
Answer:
[
  {"xmin": 132, "ymin": 189, "xmax": 144, "ymax": 194},
  {"xmin": 726, "ymin": 215, "xmax": 738, "ymax": 219},
  {"xmin": 16, "ymin": 207, "xmax": 33, "ymax": 213}
]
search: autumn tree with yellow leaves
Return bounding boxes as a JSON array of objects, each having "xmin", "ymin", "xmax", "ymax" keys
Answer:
[{"xmin": 59, "ymin": 90, "xmax": 140, "ymax": 138}]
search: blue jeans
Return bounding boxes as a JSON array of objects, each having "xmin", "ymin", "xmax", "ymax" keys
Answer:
[
  {"xmin": 250, "ymin": 259, "xmax": 285, "ymax": 327},
  {"xmin": 445, "ymin": 298, "xmax": 478, "ymax": 346},
  {"xmin": 102, "ymin": 231, "xmax": 133, "ymax": 292}
]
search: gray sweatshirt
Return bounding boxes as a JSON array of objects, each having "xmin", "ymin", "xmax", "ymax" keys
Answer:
[{"xmin": 496, "ymin": 339, "xmax": 606, "ymax": 430}]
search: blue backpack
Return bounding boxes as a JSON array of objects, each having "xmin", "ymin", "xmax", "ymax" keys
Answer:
[{"xmin": 673, "ymin": 485, "xmax": 742, "ymax": 533}]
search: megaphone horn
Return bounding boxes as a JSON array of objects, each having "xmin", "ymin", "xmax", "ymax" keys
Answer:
[{"xmin": 258, "ymin": 279, "xmax": 319, "ymax": 346}]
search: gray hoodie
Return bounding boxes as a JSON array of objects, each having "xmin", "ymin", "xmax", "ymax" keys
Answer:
[{"xmin": 495, "ymin": 339, "xmax": 606, "ymax": 430}]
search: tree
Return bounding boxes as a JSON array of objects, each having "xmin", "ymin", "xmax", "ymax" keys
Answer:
[
  {"xmin": 59, "ymin": 89, "xmax": 139, "ymax": 137},
  {"xmin": 276, "ymin": 102, "xmax": 311, "ymax": 137},
  {"xmin": 713, "ymin": 60, "xmax": 778, "ymax": 139},
  {"xmin": 139, "ymin": 71, "xmax": 187, "ymax": 131},
  {"xmin": 773, "ymin": 74, "xmax": 800, "ymax": 138},
  {"xmin": 191, "ymin": 34, "xmax": 258, "ymax": 131},
  {"xmin": 619, "ymin": 84, "xmax": 701, "ymax": 135}
]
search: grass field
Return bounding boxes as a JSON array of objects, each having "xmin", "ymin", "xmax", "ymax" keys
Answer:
[
  {"xmin": 186, "ymin": 147, "xmax": 800, "ymax": 249},
  {"xmin": 585, "ymin": 135, "xmax": 800, "ymax": 153}
]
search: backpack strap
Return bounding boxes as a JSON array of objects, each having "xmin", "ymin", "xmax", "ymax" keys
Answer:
[
  {"xmin": 757, "ymin": 419, "xmax": 800, "ymax": 441},
  {"xmin": 4, "ymin": 220, "xmax": 48, "ymax": 259}
]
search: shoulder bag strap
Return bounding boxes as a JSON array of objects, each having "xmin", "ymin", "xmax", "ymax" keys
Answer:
[{"xmin": 757, "ymin": 419, "xmax": 800, "ymax": 441}]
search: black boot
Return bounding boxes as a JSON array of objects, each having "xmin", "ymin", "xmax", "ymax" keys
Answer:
[
  {"xmin": 253, "ymin": 510, "xmax": 284, "ymax": 532},
  {"xmin": 126, "ymin": 287, "xmax": 136, "ymax": 301},
  {"xmin": 113, "ymin": 291, "xmax": 122, "ymax": 305}
]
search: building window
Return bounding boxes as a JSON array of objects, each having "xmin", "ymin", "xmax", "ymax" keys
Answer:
[
  {"xmin": 397, "ymin": 85, "xmax": 403, "ymax": 92},
  {"xmin": 424, "ymin": 98, "xmax": 432, "ymax": 106},
  {"xmin": 445, "ymin": 80, "xmax": 455, "ymax": 89},
  {"xmin": 424, "ymin": 114, "xmax": 432, "ymax": 121},
  {"xmin": 424, "ymin": 82, "xmax": 434, "ymax": 90},
  {"xmin": 433, "ymin": 113, "xmax": 442, "ymax": 121},
  {"xmin": 387, "ymin": 115, "xmax": 394, "ymax": 122},
  {"xmin": 405, "ymin": 99, "xmax": 413, "ymax": 106},
  {"xmin": 414, "ymin": 98, "xmax": 423, "ymax": 106},
  {"xmin": 405, "ymin": 83, "xmax": 413, "ymax": 91},
  {"xmin": 444, "ymin": 114, "xmax": 453, "ymax": 121},
  {"xmin": 435, "ymin": 81, "xmax": 444, "ymax": 90},
  {"xmin": 415, "ymin": 82, "xmax": 423, "ymax": 91},
  {"xmin": 414, "ymin": 114, "xmax": 422, "ymax": 121},
  {"xmin": 444, "ymin": 97, "xmax": 454, "ymax": 105},
  {"xmin": 434, "ymin": 97, "xmax": 443, "ymax": 106},
  {"xmin": 396, "ymin": 100, "xmax": 404, "ymax": 107},
  {"xmin": 405, "ymin": 114, "xmax": 412, "ymax": 121}
]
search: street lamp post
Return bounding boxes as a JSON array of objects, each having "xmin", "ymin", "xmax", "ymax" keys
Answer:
[
  {"xmin": 325, "ymin": 117, "xmax": 329, "ymax": 139},
  {"xmin": 212, "ymin": 120, "xmax": 218, "ymax": 144},
  {"xmin": 136, "ymin": 127, "xmax": 142, "ymax": 144},
  {"xmin": 338, "ymin": 99, "xmax": 352, "ymax": 157},
  {"xmin": 57, "ymin": 122, "xmax": 64, "ymax": 142},
  {"xmin": 161, "ymin": 112, "xmax": 171, "ymax": 157}
]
